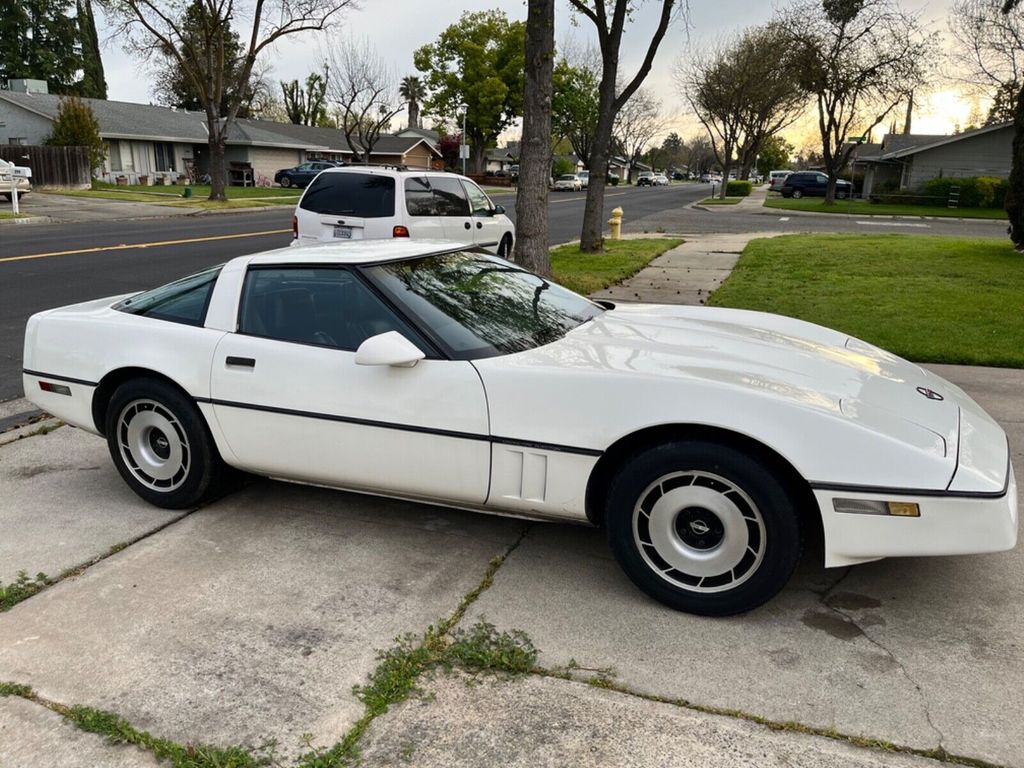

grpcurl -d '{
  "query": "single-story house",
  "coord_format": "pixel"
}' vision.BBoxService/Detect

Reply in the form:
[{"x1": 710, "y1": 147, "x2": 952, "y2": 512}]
[
  {"x1": 0, "y1": 84, "x2": 441, "y2": 186},
  {"x1": 856, "y1": 122, "x2": 1013, "y2": 196},
  {"x1": 485, "y1": 148, "x2": 515, "y2": 174}
]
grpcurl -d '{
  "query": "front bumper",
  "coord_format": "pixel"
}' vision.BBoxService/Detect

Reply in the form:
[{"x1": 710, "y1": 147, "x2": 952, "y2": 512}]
[{"x1": 818, "y1": 462, "x2": 1018, "y2": 567}]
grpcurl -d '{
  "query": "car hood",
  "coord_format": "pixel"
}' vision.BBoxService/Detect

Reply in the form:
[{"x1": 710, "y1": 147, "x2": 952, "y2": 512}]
[{"x1": 512, "y1": 303, "x2": 961, "y2": 456}]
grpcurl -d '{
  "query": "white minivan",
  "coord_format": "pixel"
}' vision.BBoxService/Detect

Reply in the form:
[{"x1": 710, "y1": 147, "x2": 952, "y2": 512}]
[{"x1": 292, "y1": 167, "x2": 516, "y2": 257}]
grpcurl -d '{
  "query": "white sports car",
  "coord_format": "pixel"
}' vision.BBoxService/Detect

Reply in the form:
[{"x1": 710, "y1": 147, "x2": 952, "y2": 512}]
[{"x1": 23, "y1": 241, "x2": 1018, "y2": 616}]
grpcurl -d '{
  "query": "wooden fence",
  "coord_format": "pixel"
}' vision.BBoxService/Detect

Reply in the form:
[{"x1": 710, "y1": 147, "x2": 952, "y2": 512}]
[{"x1": 0, "y1": 145, "x2": 91, "y2": 189}]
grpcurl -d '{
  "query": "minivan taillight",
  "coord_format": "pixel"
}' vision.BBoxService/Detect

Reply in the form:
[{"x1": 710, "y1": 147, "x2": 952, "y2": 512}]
[
  {"x1": 292, "y1": 215, "x2": 297, "y2": 239},
  {"x1": 393, "y1": 225, "x2": 410, "y2": 238}
]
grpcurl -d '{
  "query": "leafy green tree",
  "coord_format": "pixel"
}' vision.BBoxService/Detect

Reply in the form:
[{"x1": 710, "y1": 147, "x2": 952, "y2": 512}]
[
  {"x1": 47, "y1": 95, "x2": 105, "y2": 169},
  {"x1": 0, "y1": 0, "x2": 80, "y2": 94},
  {"x1": 755, "y1": 135, "x2": 795, "y2": 175},
  {"x1": 661, "y1": 132, "x2": 685, "y2": 168},
  {"x1": 552, "y1": 59, "x2": 600, "y2": 166},
  {"x1": 282, "y1": 70, "x2": 329, "y2": 126},
  {"x1": 77, "y1": 0, "x2": 107, "y2": 98},
  {"x1": 413, "y1": 11, "x2": 525, "y2": 174}
]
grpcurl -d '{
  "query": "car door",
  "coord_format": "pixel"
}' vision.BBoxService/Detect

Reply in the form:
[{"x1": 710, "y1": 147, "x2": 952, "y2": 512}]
[
  {"x1": 461, "y1": 179, "x2": 504, "y2": 250},
  {"x1": 209, "y1": 264, "x2": 490, "y2": 503},
  {"x1": 432, "y1": 176, "x2": 474, "y2": 242}
]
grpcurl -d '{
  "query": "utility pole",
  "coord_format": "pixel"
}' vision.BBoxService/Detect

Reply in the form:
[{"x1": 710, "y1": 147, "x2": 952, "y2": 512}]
[{"x1": 460, "y1": 103, "x2": 469, "y2": 175}]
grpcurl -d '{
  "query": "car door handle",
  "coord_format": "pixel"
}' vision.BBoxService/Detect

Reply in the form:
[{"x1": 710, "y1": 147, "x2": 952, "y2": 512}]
[
  {"x1": 226, "y1": 356, "x2": 255, "y2": 369},
  {"x1": 476, "y1": 221, "x2": 482, "y2": 229},
  {"x1": 464, "y1": 221, "x2": 471, "y2": 229}
]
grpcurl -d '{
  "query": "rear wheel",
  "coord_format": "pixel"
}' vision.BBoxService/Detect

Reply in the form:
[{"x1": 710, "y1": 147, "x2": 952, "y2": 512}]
[
  {"x1": 792, "y1": 189, "x2": 803, "y2": 199},
  {"x1": 837, "y1": 190, "x2": 848, "y2": 199},
  {"x1": 105, "y1": 378, "x2": 229, "y2": 509},
  {"x1": 605, "y1": 441, "x2": 802, "y2": 616}
]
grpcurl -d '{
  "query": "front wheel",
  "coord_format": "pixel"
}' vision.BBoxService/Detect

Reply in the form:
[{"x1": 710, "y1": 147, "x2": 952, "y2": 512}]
[
  {"x1": 837, "y1": 190, "x2": 848, "y2": 199},
  {"x1": 791, "y1": 189, "x2": 803, "y2": 199},
  {"x1": 105, "y1": 378, "x2": 229, "y2": 509},
  {"x1": 280, "y1": 176, "x2": 292, "y2": 188},
  {"x1": 605, "y1": 441, "x2": 802, "y2": 616},
  {"x1": 497, "y1": 234, "x2": 513, "y2": 259}
]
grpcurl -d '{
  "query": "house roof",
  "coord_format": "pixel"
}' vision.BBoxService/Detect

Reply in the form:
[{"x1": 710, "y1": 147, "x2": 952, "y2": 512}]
[
  {"x1": 396, "y1": 126, "x2": 439, "y2": 142},
  {"x1": 486, "y1": 148, "x2": 514, "y2": 161},
  {"x1": 0, "y1": 91, "x2": 448, "y2": 159},
  {"x1": 881, "y1": 121, "x2": 1012, "y2": 159}
]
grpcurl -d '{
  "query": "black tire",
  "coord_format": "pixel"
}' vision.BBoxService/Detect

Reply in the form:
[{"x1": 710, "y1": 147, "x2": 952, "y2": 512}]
[
  {"x1": 497, "y1": 234, "x2": 513, "y2": 259},
  {"x1": 105, "y1": 378, "x2": 229, "y2": 509},
  {"x1": 280, "y1": 176, "x2": 292, "y2": 188},
  {"x1": 792, "y1": 189, "x2": 803, "y2": 199},
  {"x1": 605, "y1": 440, "x2": 802, "y2": 616},
  {"x1": 837, "y1": 190, "x2": 848, "y2": 200}
]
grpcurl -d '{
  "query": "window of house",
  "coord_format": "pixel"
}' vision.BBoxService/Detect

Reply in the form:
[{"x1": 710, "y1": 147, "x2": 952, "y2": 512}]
[{"x1": 155, "y1": 142, "x2": 175, "y2": 172}]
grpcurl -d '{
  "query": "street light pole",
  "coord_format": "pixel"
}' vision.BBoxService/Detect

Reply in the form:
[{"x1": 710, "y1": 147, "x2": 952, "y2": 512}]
[{"x1": 460, "y1": 103, "x2": 468, "y2": 176}]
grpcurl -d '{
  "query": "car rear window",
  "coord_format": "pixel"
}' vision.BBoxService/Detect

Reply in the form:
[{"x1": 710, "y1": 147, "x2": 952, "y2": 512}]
[
  {"x1": 300, "y1": 172, "x2": 396, "y2": 218},
  {"x1": 114, "y1": 264, "x2": 222, "y2": 326}
]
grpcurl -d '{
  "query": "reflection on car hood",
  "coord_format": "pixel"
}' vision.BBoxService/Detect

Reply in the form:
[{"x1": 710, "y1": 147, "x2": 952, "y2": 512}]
[{"x1": 508, "y1": 303, "x2": 961, "y2": 450}]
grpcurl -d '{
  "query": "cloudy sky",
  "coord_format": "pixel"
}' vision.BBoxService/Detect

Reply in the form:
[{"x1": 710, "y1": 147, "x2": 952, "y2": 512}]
[{"x1": 94, "y1": 0, "x2": 969, "y2": 147}]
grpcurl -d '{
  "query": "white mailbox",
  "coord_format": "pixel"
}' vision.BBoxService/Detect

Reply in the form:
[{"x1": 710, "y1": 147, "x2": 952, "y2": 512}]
[{"x1": 12, "y1": 166, "x2": 31, "y2": 179}]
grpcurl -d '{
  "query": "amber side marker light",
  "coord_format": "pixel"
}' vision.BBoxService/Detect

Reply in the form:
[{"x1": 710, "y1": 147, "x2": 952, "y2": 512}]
[
  {"x1": 38, "y1": 381, "x2": 71, "y2": 396},
  {"x1": 833, "y1": 498, "x2": 920, "y2": 517},
  {"x1": 393, "y1": 225, "x2": 410, "y2": 238}
]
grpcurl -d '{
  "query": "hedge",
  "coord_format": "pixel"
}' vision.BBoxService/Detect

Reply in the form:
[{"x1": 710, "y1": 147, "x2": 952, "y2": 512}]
[
  {"x1": 726, "y1": 180, "x2": 753, "y2": 197},
  {"x1": 872, "y1": 175, "x2": 1008, "y2": 208}
]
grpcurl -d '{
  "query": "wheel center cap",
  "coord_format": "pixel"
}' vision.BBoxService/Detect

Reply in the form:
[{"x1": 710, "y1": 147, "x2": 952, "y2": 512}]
[
  {"x1": 674, "y1": 507, "x2": 726, "y2": 551},
  {"x1": 148, "y1": 429, "x2": 171, "y2": 460}
]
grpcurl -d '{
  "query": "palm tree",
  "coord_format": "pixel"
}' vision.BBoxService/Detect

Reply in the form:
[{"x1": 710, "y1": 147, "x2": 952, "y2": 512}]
[{"x1": 400, "y1": 75, "x2": 426, "y2": 130}]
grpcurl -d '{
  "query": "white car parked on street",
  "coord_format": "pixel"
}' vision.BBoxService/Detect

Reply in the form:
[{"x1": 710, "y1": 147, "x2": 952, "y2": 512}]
[
  {"x1": 553, "y1": 174, "x2": 583, "y2": 191},
  {"x1": 292, "y1": 167, "x2": 515, "y2": 258},
  {"x1": 23, "y1": 241, "x2": 1017, "y2": 616}
]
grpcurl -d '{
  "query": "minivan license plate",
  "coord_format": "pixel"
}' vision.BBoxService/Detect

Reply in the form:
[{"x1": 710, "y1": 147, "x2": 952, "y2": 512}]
[{"x1": 333, "y1": 225, "x2": 352, "y2": 239}]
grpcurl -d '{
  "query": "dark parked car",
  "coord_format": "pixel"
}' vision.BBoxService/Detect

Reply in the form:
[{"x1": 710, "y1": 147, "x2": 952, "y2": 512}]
[
  {"x1": 780, "y1": 171, "x2": 852, "y2": 199},
  {"x1": 274, "y1": 161, "x2": 341, "y2": 189}
]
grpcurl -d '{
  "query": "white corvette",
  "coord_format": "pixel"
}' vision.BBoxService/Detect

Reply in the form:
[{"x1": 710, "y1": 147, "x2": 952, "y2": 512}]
[{"x1": 23, "y1": 241, "x2": 1017, "y2": 615}]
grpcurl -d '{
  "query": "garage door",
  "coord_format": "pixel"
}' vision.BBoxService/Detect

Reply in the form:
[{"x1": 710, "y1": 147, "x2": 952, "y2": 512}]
[{"x1": 248, "y1": 148, "x2": 302, "y2": 185}]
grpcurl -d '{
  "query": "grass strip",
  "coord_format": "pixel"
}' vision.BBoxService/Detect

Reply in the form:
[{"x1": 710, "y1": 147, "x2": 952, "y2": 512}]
[
  {"x1": 764, "y1": 196, "x2": 1008, "y2": 219},
  {"x1": 551, "y1": 238, "x2": 684, "y2": 295},
  {"x1": 709, "y1": 234, "x2": 1024, "y2": 368}
]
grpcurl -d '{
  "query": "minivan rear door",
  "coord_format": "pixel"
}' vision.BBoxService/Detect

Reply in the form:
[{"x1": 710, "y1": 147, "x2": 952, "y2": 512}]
[
  {"x1": 403, "y1": 176, "x2": 445, "y2": 239},
  {"x1": 295, "y1": 171, "x2": 397, "y2": 243}
]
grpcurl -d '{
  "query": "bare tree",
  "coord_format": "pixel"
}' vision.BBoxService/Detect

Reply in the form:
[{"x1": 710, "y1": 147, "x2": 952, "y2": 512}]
[
  {"x1": 513, "y1": 0, "x2": 555, "y2": 276},
  {"x1": 781, "y1": 0, "x2": 932, "y2": 204},
  {"x1": 994, "y1": 0, "x2": 1024, "y2": 248},
  {"x1": 684, "y1": 133, "x2": 715, "y2": 176},
  {"x1": 677, "y1": 38, "x2": 747, "y2": 198},
  {"x1": 568, "y1": 0, "x2": 679, "y2": 252},
  {"x1": 614, "y1": 89, "x2": 663, "y2": 181},
  {"x1": 322, "y1": 37, "x2": 403, "y2": 164},
  {"x1": 949, "y1": 0, "x2": 1024, "y2": 123},
  {"x1": 101, "y1": 0, "x2": 355, "y2": 200}
]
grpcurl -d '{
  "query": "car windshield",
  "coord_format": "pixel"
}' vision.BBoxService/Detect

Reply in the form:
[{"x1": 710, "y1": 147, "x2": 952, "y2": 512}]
[
  {"x1": 558, "y1": 175, "x2": 576, "y2": 181},
  {"x1": 362, "y1": 251, "x2": 604, "y2": 360}
]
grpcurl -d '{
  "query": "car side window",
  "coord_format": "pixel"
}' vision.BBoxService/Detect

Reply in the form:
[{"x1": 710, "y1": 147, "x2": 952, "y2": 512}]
[
  {"x1": 405, "y1": 177, "x2": 437, "y2": 216},
  {"x1": 431, "y1": 176, "x2": 471, "y2": 216},
  {"x1": 460, "y1": 180, "x2": 492, "y2": 216},
  {"x1": 238, "y1": 267, "x2": 420, "y2": 352}
]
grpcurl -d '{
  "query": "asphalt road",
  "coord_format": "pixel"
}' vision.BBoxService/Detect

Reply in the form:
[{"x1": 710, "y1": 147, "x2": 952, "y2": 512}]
[{"x1": 0, "y1": 182, "x2": 1008, "y2": 403}]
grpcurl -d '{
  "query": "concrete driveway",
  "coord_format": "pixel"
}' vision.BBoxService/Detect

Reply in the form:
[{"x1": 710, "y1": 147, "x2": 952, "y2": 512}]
[
  {"x1": 16, "y1": 192, "x2": 193, "y2": 223},
  {"x1": 0, "y1": 364, "x2": 1020, "y2": 767}
]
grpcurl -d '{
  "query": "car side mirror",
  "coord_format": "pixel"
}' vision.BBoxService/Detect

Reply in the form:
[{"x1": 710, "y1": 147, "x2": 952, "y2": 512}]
[
  {"x1": 492, "y1": 204, "x2": 505, "y2": 215},
  {"x1": 354, "y1": 331, "x2": 425, "y2": 368}
]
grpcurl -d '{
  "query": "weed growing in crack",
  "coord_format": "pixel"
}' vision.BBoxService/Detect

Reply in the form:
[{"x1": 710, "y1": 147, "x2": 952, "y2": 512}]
[
  {"x1": 0, "y1": 571, "x2": 50, "y2": 611},
  {"x1": 67, "y1": 705, "x2": 277, "y2": 768},
  {"x1": 446, "y1": 621, "x2": 537, "y2": 674},
  {"x1": 0, "y1": 681, "x2": 34, "y2": 697}
]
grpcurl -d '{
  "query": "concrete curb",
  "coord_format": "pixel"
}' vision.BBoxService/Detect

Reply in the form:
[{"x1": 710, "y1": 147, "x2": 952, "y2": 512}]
[
  {"x1": 0, "y1": 215, "x2": 55, "y2": 226},
  {"x1": 754, "y1": 200, "x2": 1009, "y2": 224}
]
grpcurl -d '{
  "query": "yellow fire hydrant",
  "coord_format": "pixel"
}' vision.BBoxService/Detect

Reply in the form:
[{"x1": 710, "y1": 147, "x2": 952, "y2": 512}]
[{"x1": 608, "y1": 206, "x2": 623, "y2": 240}]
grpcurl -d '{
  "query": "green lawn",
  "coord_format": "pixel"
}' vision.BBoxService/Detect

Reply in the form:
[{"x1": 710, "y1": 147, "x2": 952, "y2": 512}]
[
  {"x1": 91, "y1": 181, "x2": 299, "y2": 198},
  {"x1": 709, "y1": 234, "x2": 1024, "y2": 368},
  {"x1": 551, "y1": 238, "x2": 684, "y2": 296},
  {"x1": 764, "y1": 196, "x2": 1008, "y2": 219},
  {"x1": 0, "y1": 211, "x2": 30, "y2": 220},
  {"x1": 52, "y1": 183, "x2": 300, "y2": 209},
  {"x1": 700, "y1": 196, "x2": 743, "y2": 205}
]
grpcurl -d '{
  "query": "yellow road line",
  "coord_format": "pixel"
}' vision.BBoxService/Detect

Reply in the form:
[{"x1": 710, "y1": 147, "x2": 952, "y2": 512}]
[
  {"x1": 550, "y1": 191, "x2": 628, "y2": 204},
  {"x1": 0, "y1": 228, "x2": 292, "y2": 264}
]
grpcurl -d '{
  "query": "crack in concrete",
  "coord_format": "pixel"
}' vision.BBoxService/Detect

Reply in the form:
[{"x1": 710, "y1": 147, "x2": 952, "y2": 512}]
[{"x1": 819, "y1": 586, "x2": 947, "y2": 755}]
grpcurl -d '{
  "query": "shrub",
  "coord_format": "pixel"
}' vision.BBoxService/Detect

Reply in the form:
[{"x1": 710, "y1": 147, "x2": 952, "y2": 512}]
[
  {"x1": 727, "y1": 180, "x2": 753, "y2": 197},
  {"x1": 46, "y1": 96, "x2": 105, "y2": 170},
  {"x1": 921, "y1": 176, "x2": 1009, "y2": 208}
]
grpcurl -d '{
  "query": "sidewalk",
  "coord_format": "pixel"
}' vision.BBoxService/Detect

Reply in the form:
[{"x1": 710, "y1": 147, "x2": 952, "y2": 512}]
[{"x1": 591, "y1": 231, "x2": 783, "y2": 305}]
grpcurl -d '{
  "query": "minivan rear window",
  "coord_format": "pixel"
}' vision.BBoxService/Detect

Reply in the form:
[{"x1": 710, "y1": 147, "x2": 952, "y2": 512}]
[{"x1": 299, "y1": 172, "x2": 396, "y2": 218}]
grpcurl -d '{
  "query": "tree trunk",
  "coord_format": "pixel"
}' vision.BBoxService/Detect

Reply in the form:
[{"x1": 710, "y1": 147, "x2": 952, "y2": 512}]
[
  {"x1": 207, "y1": 119, "x2": 228, "y2": 201},
  {"x1": 824, "y1": 174, "x2": 837, "y2": 205},
  {"x1": 512, "y1": 0, "x2": 555, "y2": 276},
  {"x1": 471, "y1": 136, "x2": 487, "y2": 175},
  {"x1": 579, "y1": 81, "x2": 618, "y2": 252},
  {"x1": 1006, "y1": 82, "x2": 1024, "y2": 251}
]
